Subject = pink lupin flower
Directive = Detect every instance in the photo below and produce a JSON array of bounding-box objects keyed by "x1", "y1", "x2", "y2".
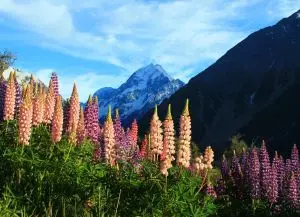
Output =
[
  {"x1": 140, "y1": 135, "x2": 148, "y2": 159},
  {"x1": 150, "y1": 105, "x2": 163, "y2": 162},
  {"x1": 205, "y1": 182, "x2": 217, "y2": 199},
  {"x1": 203, "y1": 146, "x2": 214, "y2": 169},
  {"x1": 51, "y1": 95, "x2": 63, "y2": 143},
  {"x1": 291, "y1": 144, "x2": 299, "y2": 173},
  {"x1": 177, "y1": 99, "x2": 192, "y2": 168},
  {"x1": 3, "y1": 71, "x2": 16, "y2": 120},
  {"x1": 287, "y1": 172, "x2": 299, "y2": 209},
  {"x1": 163, "y1": 104, "x2": 176, "y2": 161},
  {"x1": 248, "y1": 147, "x2": 261, "y2": 199},
  {"x1": 160, "y1": 153, "x2": 172, "y2": 176},
  {"x1": 43, "y1": 79, "x2": 55, "y2": 124},
  {"x1": 104, "y1": 106, "x2": 116, "y2": 166},
  {"x1": 259, "y1": 140, "x2": 271, "y2": 198},
  {"x1": 192, "y1": 155, "x2": 206, "y2": 176},
  {"x1": 160, "y1": 104, "x2": 175, "y2": 176},
  {"x1": 18, "y1": 86, "x2": 33, "y2": 145},
  {"x1": 131, "y1": 119, "x2": 138, "y2": 148},
  {"x1": 32, "y1": 85, "x2": 45, "y2": 126},
  {"x1": 77, "y1": 106, "x2": 86, "y2": 145},
  {"x1": 67, "y1": 84, "x2": 80, "y2": 141}
]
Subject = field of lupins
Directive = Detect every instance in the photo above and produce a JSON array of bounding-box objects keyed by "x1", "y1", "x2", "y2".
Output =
[{"x1": 0, "y1": 71, "x2": 299, "y2": 216}]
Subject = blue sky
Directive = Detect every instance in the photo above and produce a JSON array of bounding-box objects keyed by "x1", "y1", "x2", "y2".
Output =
[{"x1": 0, "y1": 0, "x2": 299, "y2": 101}]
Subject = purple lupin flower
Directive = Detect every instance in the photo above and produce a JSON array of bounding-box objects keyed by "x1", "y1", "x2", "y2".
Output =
[
  {"x1": 241, "y1": 149, "x2": 249, "y2": 184},
  {"x1": 221, "y1": 154, "x2": 230, "y2": 180},
  {"x1": 215, "y1": 178, "x2": 226, "y2": 196},
  {"x1": 118, "y1": 131, "x2": 131, "y2": 161},
  {"x1": 287, "y1": 173, "x2": 299, "y2": 209},
  {"x1": 114, "y1": 109, "x2": 124, "y2": 155},
  {"x1": 13, "y1": 73, "x2": 21, "y2": 119},
  {"x1": 259, "y1": 140, "x2": 271, "y2": 198},
  {"x1": 93, "y1": 96, "x2": 100, "y2": 143},
  {"x1": 133, "y1": 145, "x2": 140, "y2": 161},
  {"x1": 248, "y1": 147, "x2": 260, "y2": 199},
  {"x1": 126, "y1": 127, "x2": 135, "y2": 159},
  {"x1": 291, "y1": 144, "x2": 299, "y2": 173},
  {"x1": 268, "y1": 159, "x2": 278, "y2": 204},
  {"x1": 231, "y1": 150, "x2": 243, "y2": 198},
  {"x1": 93, "y1": 96, "x2": 99, "y2": 122},
  {"x1": 285, "y1": 159, "x2": 292, "y2": 177},
  {"x1": 98, "y1": 123, "x2": 103, "y2": 144},
  {"x1": 63, "y1": 98, "x2": 70, "y2": 133},
  {"x1": 84, "y1": 95, "x2": 99, "y2": 144},
  {"x1": 277, "y1": 155, "x2": 285, "y2": 196},
  {"x1": 0, "y1": 75, "x2": 7, "y2": 121},
  {"x1": 93, "y1": 146, "x2": 102, "y2": 163},
  {"x1": 50, "y1": 72, "x2": 59, "y2": 97}
]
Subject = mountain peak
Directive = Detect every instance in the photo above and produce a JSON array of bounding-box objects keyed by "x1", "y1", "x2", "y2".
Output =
[
  {"x1": 277, "y1": 9, "x2": 300, "y2": 25},
  {"x1": 133, "y1": 63, "x2": 172, "y2": 81},
  {"x1": 93, "y1": 63, "x2": 184, "y2": 124}
]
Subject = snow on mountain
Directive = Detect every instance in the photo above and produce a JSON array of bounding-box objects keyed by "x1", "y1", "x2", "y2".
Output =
[
  {"x1": 93, "y1": 63, "x2": 184, "y2": 125},
  {"x1": 2, "y1": 67, "x2": 30, "y2": 82},
  {"x1": 93, "y1": 87, "x2": 117, "y2": 100},
  {"x1": 2, "y1": 67, "x2": 45, "y2": 85}
]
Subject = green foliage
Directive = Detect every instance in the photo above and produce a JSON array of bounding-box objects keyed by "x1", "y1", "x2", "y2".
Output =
[
  {"x1": 224, "y1": 134, "x2": 248, "y2": 159},
  {"x1": 191, "y1": 141, "x2": 201, "y2": 159},
  {"x1": 0, "y1": 122, "x2": 217, "y2": 216},
  {"x1": 0, "y1": 50, "x2": 16, "y2": 72}
]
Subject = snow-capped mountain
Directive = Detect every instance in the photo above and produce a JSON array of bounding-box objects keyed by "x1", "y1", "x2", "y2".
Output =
[{"x1": 93, "y1": 63, "x2": 184, "y2": 125}]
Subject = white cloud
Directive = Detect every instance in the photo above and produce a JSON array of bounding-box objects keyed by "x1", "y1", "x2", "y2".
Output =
[
  {"x1": 1, "y1": 0, "x2": 299, "y2": 97},
  {"x1": 0, "y1": 0, "x2": 73, "y2": 40},
  {"x1": 0, "y1": 0, "x2": 265, "y2": 73}
]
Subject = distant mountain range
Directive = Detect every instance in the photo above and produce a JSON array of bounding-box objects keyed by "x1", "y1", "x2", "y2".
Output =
[
  {"x1": 139, "y1": 9, "x2": 300, "y2": 157},
  {"x1": 93, "y1": 63, "x2": 184, "y2": 125}
]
